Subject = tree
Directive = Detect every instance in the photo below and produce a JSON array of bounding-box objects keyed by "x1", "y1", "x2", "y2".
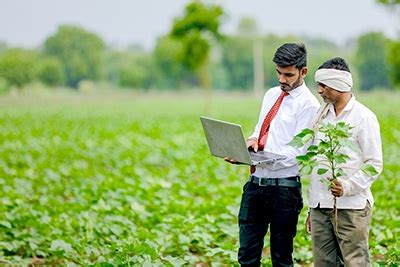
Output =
[
  {"x1": 0, "y1": 49, "x2": 37, "y2": 88},
  {"x1": 220, "y1": 36, "x2": 253, "y2": 90},
  {"x1": 387, "y1": 41, "x2": 400, "y2": 87},
  {"x1": 355, "y1": 32, "x2": 391, "y2": 90},
  {"x1": 118, "y1": 54, "x2": 155, "y2": 89},
  {"x1": 169, "y1": 1, "x2": 224, "y2": 88},
  {"x1": 43, "y1": 25, "x2": 105, "y2": 88},
  {"x1": 153, "y1": 36, "x2": 186, "y2": 89},
  {"x1": 36, "y1": 57, "x2": 65, "y2": 86}
]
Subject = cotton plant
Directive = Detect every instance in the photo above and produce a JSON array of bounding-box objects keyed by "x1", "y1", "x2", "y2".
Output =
[{"x1": 289, "y1": 122, "x2": 378, "y2": 233}]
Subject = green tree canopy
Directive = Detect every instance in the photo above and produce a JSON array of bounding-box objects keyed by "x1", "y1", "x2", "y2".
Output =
[
  {"x1": 153, "y1": 36, "x2": 187, "y2": 89},
  {"x1": 36, "y1": 57, "x2": 65, "y2": 86},
  {"x1": 118, "y1": 53, "x2": 155, "y2": 89},
  {"x1": 220, "y1": 36, "x2": 253, "y2": 90},
  {"x1": 355, "y1": 32, "x2": 391, "y2": 90},
  {"x1": 43, "y1": 25, "x2": 105, "y2": 88},
  {"x1": 377, "y1": 0, "x2": 400, "y2": 4},
  {"x1": 0, "y1": 48, "x2": 37, "y2": 88},
  {"x1": 169, "y1": 1, "x2": 224, "y2": 87}
]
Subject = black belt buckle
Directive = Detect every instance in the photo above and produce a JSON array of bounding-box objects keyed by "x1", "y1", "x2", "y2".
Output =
[
  {"x1": 251, "y1": 175, "x2": 300, "y2": 187},
  {"x1": 258, "y1": 177, "x2": 266, "y2": 187},
  {"x1": 257, "y1": 177, "x2": 276, "y2": 187}
]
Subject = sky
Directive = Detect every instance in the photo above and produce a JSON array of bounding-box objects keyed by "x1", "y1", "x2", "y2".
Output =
[{"x1": 0, "y1": 0, "x2": 398, "y2": 50}]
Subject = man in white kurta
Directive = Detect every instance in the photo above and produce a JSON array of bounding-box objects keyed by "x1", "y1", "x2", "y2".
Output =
[{"x1": 308, "y1": 57, "x2": 383, "y2": 266}]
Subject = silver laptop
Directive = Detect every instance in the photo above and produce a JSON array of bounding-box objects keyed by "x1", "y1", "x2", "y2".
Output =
[{"x1": 200, "y1": 116, "x2": 286, "y2": 165}]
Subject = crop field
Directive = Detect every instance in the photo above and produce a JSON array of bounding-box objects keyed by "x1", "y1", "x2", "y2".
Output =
[{"x1": 0, "y1": 91, "x2": 399, "y2": 266}]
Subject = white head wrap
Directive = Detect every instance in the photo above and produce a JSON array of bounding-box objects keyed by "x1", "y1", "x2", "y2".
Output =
[{"x1": 314, "y1": 68, "x2": 353, "y2": 92}]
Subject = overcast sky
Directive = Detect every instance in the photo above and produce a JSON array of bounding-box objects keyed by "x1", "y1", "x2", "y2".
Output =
[{"x1": 1, "y1": 0, "x2": 398, "y2": 50}]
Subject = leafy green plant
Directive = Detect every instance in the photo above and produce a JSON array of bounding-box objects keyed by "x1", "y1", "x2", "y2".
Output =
[{"x1": 290, "y1": 122, "x2": 378, "y2": 233}]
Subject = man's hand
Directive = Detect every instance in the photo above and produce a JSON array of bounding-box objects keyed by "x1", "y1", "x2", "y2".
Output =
[
  {"x1": 305, "y1": 212, "x2": 311, "y2": 234},
  {"x1": 247, "y1": 137, "x2": 258, "y2": 152},
  {"x1": 224, "y1": 157, "x2": 240, "y2": 164},
  {"x1": 330, "y1": 180, "x2": 344, "y2": 197},
  {"x1": 224, "y1": 137, "x2": 258, "y2": 164}
]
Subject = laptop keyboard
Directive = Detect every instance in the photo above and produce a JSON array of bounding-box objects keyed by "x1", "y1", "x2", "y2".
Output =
[{"x1": 249, "y1": 151, "x2": 285, "y2": 161}]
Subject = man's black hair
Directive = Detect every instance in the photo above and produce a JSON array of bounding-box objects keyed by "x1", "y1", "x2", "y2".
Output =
[
  {"x1": 272, "y1": 43, "x2": 307, "y2": 69},
  {"x1": 318, "y1": 57, "x2": 351, "y2": 72}
]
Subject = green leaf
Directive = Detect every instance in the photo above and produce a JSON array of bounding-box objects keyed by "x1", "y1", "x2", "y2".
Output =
[
  {"x1": 317, "y1": 168, "x2": 328, "y2": 175},
  {"x1": 50, "y1": 239, "x2": 73, "y2": 253},
  {"x1": 301, "y1": 165, "x2": 313, "y2": 175},
  {"x1": 289, "y1": 128, "x2": 314, "y2": 147},
  {"x1": 307, "y1": 145, "x2": 318, "y2": 152},
  {"x1": 0, "y1": 221, "x2": 12, "y2": 228},
  {"x1": 296, "y1": 154, "x2": 310, "y2": 162},
  {"x1": 362, "y1": 164, "x2": 379, "y2": 176},
  {"x1": 335, "y1": 168, "x2": 346, "y2": 178},
  {"x1": 319, "y1": 140, "x2": 330, "y2": 150},
  {"x1": 289, "y1": 136, "x2": 305, "y2": 148},
  {"x1": 334, "y1": 154, "x2": 350, "y2": 164},
  {"x1": 301, "y1": 133, "x2": 314, "y2": 144}
]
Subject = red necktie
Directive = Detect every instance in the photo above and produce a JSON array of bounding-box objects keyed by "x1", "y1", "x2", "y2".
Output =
[{"x1": 250, "y1": 90, "x2": 289, "y2": 173}]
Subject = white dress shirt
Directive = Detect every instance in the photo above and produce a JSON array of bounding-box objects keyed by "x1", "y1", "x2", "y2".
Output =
[
  {"x1": 309, "y1": 96, "x2": 383, "y2": 209},
  {"x1": 249, "y1": 83, "x2": 320, "y2": 178}
]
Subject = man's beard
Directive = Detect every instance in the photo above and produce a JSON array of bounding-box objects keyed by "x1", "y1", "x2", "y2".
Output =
[{"x1": 280, "y1": 76, "x2": 303, "y2": 91}]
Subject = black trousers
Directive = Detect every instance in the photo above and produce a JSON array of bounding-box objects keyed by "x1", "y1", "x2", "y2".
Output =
[{"x1": 238, "y1": 180, "x2": 303, "y2": 267}]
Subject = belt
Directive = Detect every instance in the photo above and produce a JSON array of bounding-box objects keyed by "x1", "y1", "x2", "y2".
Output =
[{"x1": 248, "y1": 175, "x2": 301, "y2": 187}]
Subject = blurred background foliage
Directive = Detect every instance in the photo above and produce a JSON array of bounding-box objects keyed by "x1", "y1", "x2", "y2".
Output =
[{"x1": 0, "y1": 1, "x2": 399, "y2": 93}]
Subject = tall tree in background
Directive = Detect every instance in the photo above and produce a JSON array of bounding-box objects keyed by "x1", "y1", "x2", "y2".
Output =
[
  {"x1": 376, "y1": 0, "x2": 400, "y2": 88},
  {"x1": 169, "y1": 1, "x2": 224, "y2": 89},
  {"x1": 355, "y1": 32, "x2": 391, "y2": 90},
  {"x1": 44, "y1": 25, "x2": 105, "y2": 88}
]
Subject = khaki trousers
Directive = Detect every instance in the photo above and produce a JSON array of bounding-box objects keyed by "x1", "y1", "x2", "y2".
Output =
[{"x1": 310, "y1": 202, "x2": 372, "y2": 267}]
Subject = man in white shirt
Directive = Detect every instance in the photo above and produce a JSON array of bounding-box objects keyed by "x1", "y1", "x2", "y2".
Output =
[
  {"x1": 226, "y1": 43, "x2": 320, "y2": 266},
  {"x1": 307, "y1": 57, "x2": 383, "y2": 266}
]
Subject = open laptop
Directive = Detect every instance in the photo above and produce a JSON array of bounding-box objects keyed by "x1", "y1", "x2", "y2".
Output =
[{"x1": 200, "y1": 116, "x2": 286, "y2": 165}]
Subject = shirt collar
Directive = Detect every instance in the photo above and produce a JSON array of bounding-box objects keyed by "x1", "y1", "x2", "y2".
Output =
[
  {"x1": 287, "y1": 82, "x2": 307, "y2": 98},
  {"x1": 342, "y1": 94, "x2": 356, "y2": 112}
]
